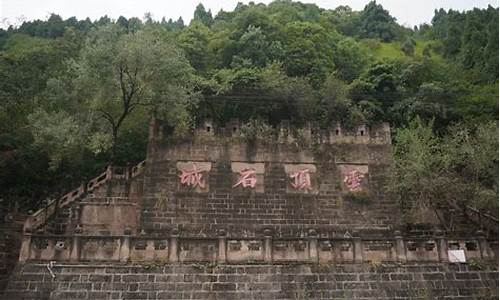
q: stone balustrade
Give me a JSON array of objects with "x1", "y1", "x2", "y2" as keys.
[{"x1": 18, "y1": 230, "x2": 497, "y2": 264}]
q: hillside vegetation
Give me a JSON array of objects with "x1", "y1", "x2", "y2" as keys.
[{"x1": 0, "y1": 1, "x2": 497, "y2": 223}]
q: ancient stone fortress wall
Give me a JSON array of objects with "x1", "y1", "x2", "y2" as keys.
[
  {"x1": 142, "y1": 120, "x2": 397, "y2": 238},
  {"x1": 3, "y1": 119, "x2": 498, "y2": 299}
]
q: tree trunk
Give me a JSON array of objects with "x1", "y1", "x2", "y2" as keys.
[{"x1": 110, "y1": 127, "x2": 119, "y2": 165}]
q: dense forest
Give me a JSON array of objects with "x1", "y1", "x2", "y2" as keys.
[{"x1": 0, "y1": 1, "x2": 498, "y2": 223}]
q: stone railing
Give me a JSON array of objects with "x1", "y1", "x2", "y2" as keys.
[
  {"x1": 464, "y1": 205, "x2": 498, "y2": 233},
  {"x1": 448, "y1": 200, "x2": 498, "y2": 234},
  {"x1": 23, "y1": 161, "x2": 147, "y2": 233},
  {"x1": 18, "y1": 230, "x2": 497, "y2": 264}
]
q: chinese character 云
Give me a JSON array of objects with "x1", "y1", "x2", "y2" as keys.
[
  {"x1": 179, "y1": 163, "x2": 205, "y2": 188},
  {"x1": 290, "y1": 169, "x2": 312, "y2": 190},
  {"x1": 233, "y1": 168, "x2": 257, "y2": 188},
  {"x1": 343, "y1": 170, "x2": 365, "y2": 191}
]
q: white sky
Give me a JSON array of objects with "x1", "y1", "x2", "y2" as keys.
[{"x1": 0, "y1": 0, "x2": 498, "y2": 29}]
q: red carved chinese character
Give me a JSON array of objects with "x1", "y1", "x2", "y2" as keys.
[
  {"x1": 179, "y1": 163, "x2": 205, "y2": 188},
  {"x1": 343, "y1": 170, "x2": 365, "y2": 191},
  {"x1": 290, "y1": 169, "x2": 312, "y2": 190},
  {"x1": 233, "y1": 168, "x2": 257, "y2": 188}
]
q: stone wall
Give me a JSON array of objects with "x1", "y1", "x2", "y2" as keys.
[
  {"x1": 44, "y1": 174, "x2": 145, "y2": 236},
  {"x1": 0, "y1": 213, "x2": 26, "y2": 293},
  {"x1": 141, "y1": 121, "x2": 398, "y2": 237},
  {"x1": 3, "y1": 262, "x2": 498, "y2": 300}
]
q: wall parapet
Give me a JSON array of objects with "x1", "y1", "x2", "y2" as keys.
[
  {"x1": 18, "y1": 230, "x2": 497, "y2": 264},
  {"x1": 153, "y1": 119, "x2": 392, "y2": 145}
]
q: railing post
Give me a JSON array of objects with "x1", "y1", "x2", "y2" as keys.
[
  {"x1": 70, "y1": 224, "x2": 82, "y2": 262},
  {"x1": 120, "y1": 227, "x2": 132, "y2": 262},
  {"x1": 476, "y1": 230, "x2": 492, "y2": 259},
  {"x1": 308, "y1": 229, "x2": 319, "y2": 263},
  {"x1": 394, "y1": 230, "x2": 406, "y2": 262},
  {"x1": 217, "y1": 230, "x2": 227, "y2": 264},
  {"x1": 23, "y1": 217, "x2": 33, "y2": 235},
  {"x1": 435, "y1": 230, "x2": 448, "y2": 262},
  {"x1": 353, "y1": 232, "x2": 363, "y2": 263},
  {"x1": 18, "y1": 232, "x2": 32, "y2": 262},
  {"x1": 106, "y1": 165, "x2": 113, "y2": 179},
  {"x1": 169, "y1": 229, "x2": 179, "y2": 263},
  {"x1": 263, "y1": 229, "x2": 273, "y2": 263}
]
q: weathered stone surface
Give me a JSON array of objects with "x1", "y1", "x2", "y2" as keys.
[
  {"x1": 2, "y1": 262, "x2": 498, "y2": 300},
  {"x1": 5, "y1": 121, "x2": 498, "y2": 299}
]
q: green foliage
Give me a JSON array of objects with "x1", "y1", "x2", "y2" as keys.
[
  {"x1": 388, "y1": 118, "x2": 499, "y2": 224},
  {"x1": 358, "y1": 1, "x2": 398, "y2": 42},
  {"x1": 239, "y1": 119, "x2": 277, "y2": 143},
  {"x1": 442, "y1": 121, "x2": 498, "y2": 213},
  {"x1": 28, "y1": 109, "x2": 89, "y2": 170},
  {"x1": 71, "y1": 25, "x2": 196, "y2": 159},
  {"x1": 333, "y1": 38, "x2": 369, "y2": 82},
  {"x1": 387, "y1": 118, "x2": 452, "y2": 223},
  {"x1": 207, "y1": 63, "x2": 315, "y2": 125},
  {"x1": 401, "y1": 37, "x2": 416, "y2": 56},
  {"x1": 281, "y1": 21, "x2": 337, "y2": 87},
  {"x1": 319, "y1": 75, "x2": 366, "y2": 129},
  {"x1": 431, "y1": 6, "x2": 499, "y2": 82},
  {"x1": 177, "y1": 20, "x2": 214, "y2": 73},
  {"x1": 466, "y1": 258, "x2": 486, "y2": 270},
  {"x1": 193, "y1": 3, "x2": 214, "y2": 27}
]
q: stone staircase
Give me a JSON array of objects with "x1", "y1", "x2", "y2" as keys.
[
  {"x1": 0, "y1": 161, "x2": 146, "y2": 295},
  {"x1": 23, "y1": 161, "x2": 146, "y2": 235}
]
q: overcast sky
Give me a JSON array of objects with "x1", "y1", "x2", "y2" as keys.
[{"x1": 0, "y1": 0, "x2": 498, "y2": 29}]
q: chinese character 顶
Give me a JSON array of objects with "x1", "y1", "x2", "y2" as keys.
[
  {"x1": 290, "y1": 169, "x2": 312, "y2": 190},
  {"x1": 233, "y1": 168, "x2": 257, "y2": 188},
  {"x1": 343, "y1": 170, "x2": 365, "y2": 191},
  {"x1": 179, "y1": 163, "x2": 205, "y2": 188}
]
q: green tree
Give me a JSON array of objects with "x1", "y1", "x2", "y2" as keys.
[
  {"x1": 391, "y1": 82, "x2": 456, "y2": 127},
  {"x1": 70, "y1": 25, "x2": 196, "y2": 161},
  {"x1": 387, "y1": 118, "x2": 452, "y2": 224},
  {"x1": 235, "y1": 25, "x2": 273, "y2": 67},
  {"x1": 483, "y1": 7, "x2": 499, "y2": 81},
  {"x1": 358, "y1": 1, "x2": 398, "y2": 42},
  {"x1": 401, "y1": 37, "x2": 416, "y2": 56},
  {"x1": 320, "y1": 75, "x2": 366, "y2": 129},
  {"x1": 333, "y1": 38, "x2": 368, "y2": 82},
  {"x1": 193, "y1": 3, "x2": 214, "y2": 27},
  {"x1": 320, "y1": 6, "x2": 360, "y2": 37},
  {"x1": 443, "y1": 121, "x2": 498, "y2": 214},
  {"x1": 177, "y1": 20, "x2": 214, "y2": 73},
  {"x1": 281, "y1": 21, "x2": 337, "y2": 87}
]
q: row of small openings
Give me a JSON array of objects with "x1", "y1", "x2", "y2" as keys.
[
  {"x1": 334, "y1": 129, "x2": 364, "y2": 136},
  {"x1": 207, "y1": 126, "x2": 364, "y2": 135},
  {"x1": 205, "y1": 126, "x2": 239, "y2": 133},
  {"x1": 449, "y1": 241, "x2": 478, "y2": 251}
]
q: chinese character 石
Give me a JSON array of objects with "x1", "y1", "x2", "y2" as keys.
[
  {"x1": 179, "y1": 163, "x2": 205, "y2": 188},
  {"x1": 233, "y1": 168, "x2": 257, "y2": 188},
  {"x1": 343, "y1": 170, "x2": 365, "y2": 191},
  {"x1": 290, "y1": 169, "x2": 312, "y2": 190}
]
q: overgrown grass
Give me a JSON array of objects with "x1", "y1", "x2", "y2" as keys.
[{"x1": 360, "y1": 38, "x2": 445, "y2": 63}]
